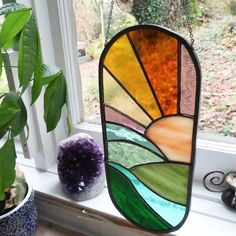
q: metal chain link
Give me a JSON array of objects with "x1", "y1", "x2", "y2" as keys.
[
  {"x1": 105, "y1": 0, "x2": 115, "y2": 45},
  {"x1": 181, "y1": 0, "x2": 194, "y2": 46},
  {"x1": 105, "y1": 0, "x2": 194, "y2": 46}
]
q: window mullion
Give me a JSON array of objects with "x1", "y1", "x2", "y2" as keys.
[
  {"x1": 31, "y1": 0, "x2": 68, "y2": 146},
  {"x1": 47, "y1": 0, "x2": 84, "y2": 127}
]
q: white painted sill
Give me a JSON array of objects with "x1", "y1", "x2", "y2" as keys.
[{"x1": 17, "y1": 155, "x2": 236, "y2": 236}]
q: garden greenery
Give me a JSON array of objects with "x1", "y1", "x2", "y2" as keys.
[
  {"x1": 0, "y1": 3, "x2": 68, "y2": 201},
  {"x1": 131, "y1": 0, "x2": 201, "y2": 28}
]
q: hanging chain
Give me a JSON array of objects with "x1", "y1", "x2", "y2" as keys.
[
  {"x1": 181, "y1": 0, "x2": 194, "y2": 46},
  {"x1": 105, "y1": 0, "x2": 115, "y2": 45},
  {"x1": 105, "y1": 0, "x2": 194, "y2": 46}
]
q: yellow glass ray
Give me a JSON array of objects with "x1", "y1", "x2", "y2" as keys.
[
  {"x1": 103, "y1": 69, "x2": 152, "y2": 126},
  {"x1": 104, "y1": 34, "x2": 161, "y2": 120},
  {"x1": 146, "y1": 116, "x2": 193, "y2": 163}
]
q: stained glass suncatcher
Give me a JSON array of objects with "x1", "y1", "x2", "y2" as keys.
[{"x1": 99, "y1": 25, "x2": 201, "y2": 234}]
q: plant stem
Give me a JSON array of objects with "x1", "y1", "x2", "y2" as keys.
[
  {"x1": 0, "y1": 65, "x2": 18, "y2": 68},
  {"x1": 0, "y1": 93, "x2": 6, "y2": 99}
]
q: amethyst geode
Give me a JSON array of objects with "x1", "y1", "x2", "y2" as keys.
[{"x1": 57, "y1": 133, "x2": 105, "y2": 201}]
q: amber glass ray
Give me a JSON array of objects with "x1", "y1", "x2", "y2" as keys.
[
  {"x1": 129, "y1": 29, "x2": 178, "y2": 115},
  {"x1": 104, "y1": 34, "x2": 161, "y2": 120}
]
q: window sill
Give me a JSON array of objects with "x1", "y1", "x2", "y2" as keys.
[{"x1": 17, "y1": 159, "x2": 236, "y2": 236}]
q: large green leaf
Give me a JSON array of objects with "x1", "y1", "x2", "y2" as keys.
[
  {"x1": 42, "y1": 64, "x2": 62, "y2": 85},
  {"x1": 3, "y1": 32, "x2": 20, "y2": 50},
  {"x1": 31, "y1": 33, "x2": 43, "y2": 104},
  {"x1": 0, "y1": 93, "x2": 20, "y2": 129},
  {"x1": 1, "y1": 91, "x2": 27, "y2": 137},
  {"x1": 0, "y1": 138, "x2": 16, "y2": 200},
  {"x1": 0, "y1": 124, "x2": 8, "y2": 139},
  {"x1": 0, "y1": 107, "x2": 19, "y2": 129},
  {"x1": 18, "y1": 14, "x2": 38, "y2": 92},
  {"x1": 44, "y1": 74, "x2": 67, "y2": 132},
  {"x1": 0, "y1": 9, "x2": 31, "y2": 48},
  {"x1": 0, "y1": 3, "x2": 30, "y2": 16}
]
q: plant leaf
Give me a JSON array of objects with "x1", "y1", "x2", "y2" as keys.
[
  {"x1": 0, "y1": 138, "x2": 16, "y2": 200},
  {"x1": 42, "y1": 64, "x2": 62, "y2": 85},
  {"x1": 44, "y1": 73, "x2": 67, "y2": 132},
  {"x1": 31, "y1": 33, "x2": 43, "y2": 104},
  {"x1": 66, "y1": 114, "x2": 72, "y2": 136},
  {"x1": 0, "y1": 124, "x2": 8, "y2": 139},
  {"x1": 0, "y1": 93, "x2": 20, "y2": 129},
  {"x1": 12, "y1": 97, "x2": 27, "y2": 137},
  {"x1": 0, "y1": 3, "x2": 30, "y2": 16},
  {"x1": 3, "y1": 32, "x2": 20, "y2": 50},
  {"x1": 0, "y1": 108, "x2": 18, "y2": 128},
  {"x1": 0, "y1": 9, "x2": 31, "y2": 48},
  {"x1": 1, "y1": 91, "x2": 27, "y2": 137},
  {"x1": 18, "y1": 13, "x2": 38, "y2": 92}
]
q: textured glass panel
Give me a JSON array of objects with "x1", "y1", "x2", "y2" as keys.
[
  {"x1": 131, "y1": 163, "x2": 189, "y2": 205},
  {"x1": 129, "y1": 29, "x2": 178, "y2": 115},
  {"x1": 108, "y1": 142, "x2": 163, "y2": 169},
  {"x1": 107, "y1": 165, "x2": 170, "y2": 231},
  {"x1": 105, "y1": 106, "x2": 145, "y2": 134},
  {"x1": 106, "y1": 123, "x2": 165, "y2": 158},
  {"x1": 103, "y1": 69, "x2": 151, "y2": 126},
  {"x1": 104, "y1": 35, "x2": 161, "y2": 119},
  {"x1": 109, "y1": 163, "x2": 186, "y2": 227},
  {"x1": 146, "y1": 116, "x2": 193, "y2": 163},
  {"x1": 180, "y1": 45, "x2": 197, "y2": 116}
]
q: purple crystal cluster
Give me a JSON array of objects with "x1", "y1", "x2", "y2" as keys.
[{"x1": 57, "y1": 133, "x2": 104, "y2": 201}]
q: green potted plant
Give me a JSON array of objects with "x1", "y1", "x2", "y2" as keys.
[{"x1": 0, "y1": 3, "x2": 68, "y2": 235}]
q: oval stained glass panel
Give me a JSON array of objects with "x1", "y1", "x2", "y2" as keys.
[{"x1": 99, "y1": 25, "x2": 201, "y2": 234}]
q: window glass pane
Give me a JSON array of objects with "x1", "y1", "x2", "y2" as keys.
[
  {"x1": 73, "y1": 0, "x2": 236, "y2": 138},
  {"x1": 193, "y1": 1, "x2": 236, "y2": 138},
  {"x1": 73, "y1": 0, "x2": 136, "y2": 123}
]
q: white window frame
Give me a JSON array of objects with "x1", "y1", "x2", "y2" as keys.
[{"x1": 9, "y1": 0, "x2": 236, "y2": 234}]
